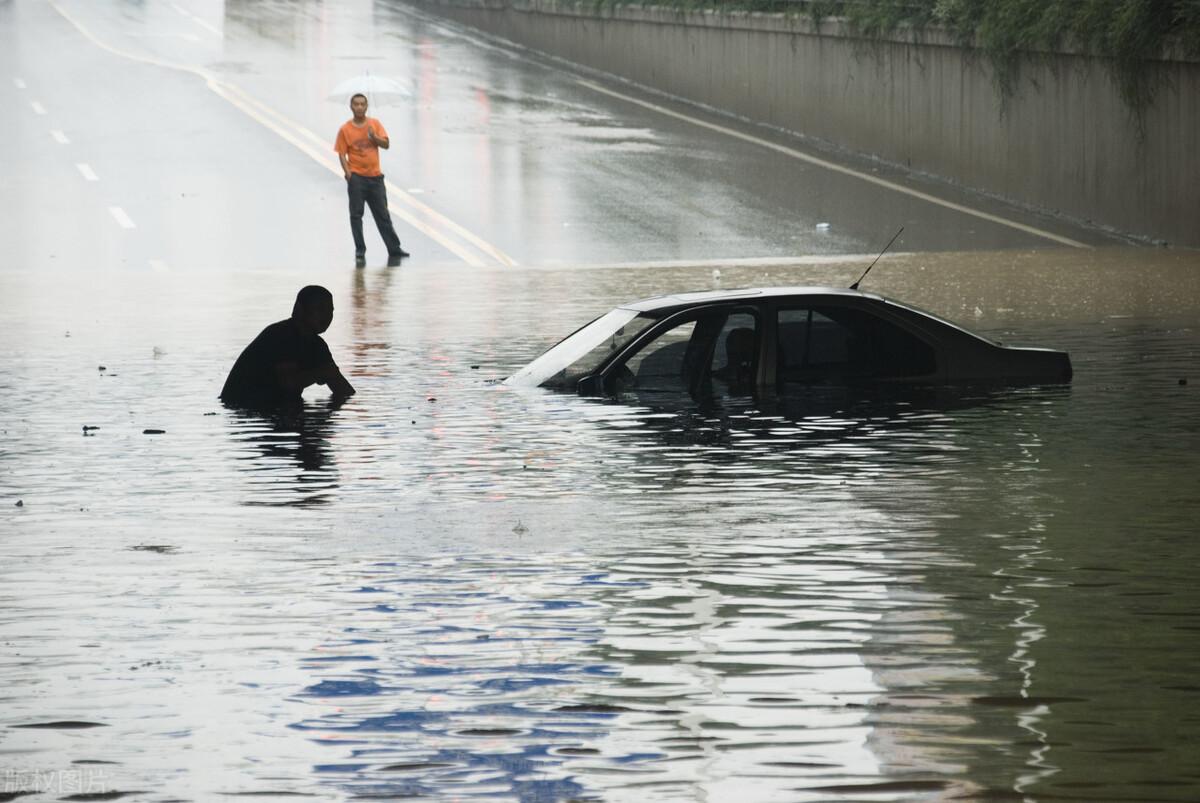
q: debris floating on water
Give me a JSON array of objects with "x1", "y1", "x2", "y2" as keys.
[
  {"x1": 98, "y1": 366, "x2": 107, "y2": 372},
  {"x1": 82, "y1": 425, "x2": 100, "y2": 433},
  {"x1": 816, "y1": 222, "x2": 831, "y2": 231},
  {"x1": 15, "y1": 500, "x2": 23, "y2": 507},
  {"x1": 130, "y1": 545, "x2": 178, "y2": 554},
  {"x1": 143, "y1": 429, "x2": 166, "y2": 435}
]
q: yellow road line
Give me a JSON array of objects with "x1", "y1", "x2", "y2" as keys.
[
  {"x1": 47, "y1": 0, "x2": 516, "y2": 267},
  {"x1": 220, "y1": 83, "x2": 518, "y2": 267},
  {"x1": 578, "y1": 79, "x2": 1090, "y2": 250},
  {"x1": 204, "y1": 82, "x2": 487, "y2": 267}
]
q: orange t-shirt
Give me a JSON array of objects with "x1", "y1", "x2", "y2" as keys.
[{"x1": 334, "y1": 118, "x2": 389, "y2": 177}]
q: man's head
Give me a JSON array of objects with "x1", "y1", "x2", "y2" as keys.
[
  {"x1": 292, "y1": 285, "x2": 334, "y2": 334},
  {"x1": 350, "y1": 93, "x2": 368, "y2": 120}
]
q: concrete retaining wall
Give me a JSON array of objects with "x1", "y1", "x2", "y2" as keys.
[{"x1": 409, "y1": 0, "x2": 1200, "y2": 247}]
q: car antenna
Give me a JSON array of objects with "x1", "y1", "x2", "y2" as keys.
[{"x1": 850, "y1": 226, "x2": 904, "y2": 291}]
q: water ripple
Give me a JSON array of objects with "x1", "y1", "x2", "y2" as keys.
[{"x1": 3, "y1": 256, "x2": 1199, "y2": 800}]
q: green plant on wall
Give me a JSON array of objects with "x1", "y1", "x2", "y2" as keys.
[
  {"x1": 625, "y1": 0, "x2": 1200, "y2": 119},
  {"x1": 837, "y1": 0, "x2": 1200, "y2": 118}
]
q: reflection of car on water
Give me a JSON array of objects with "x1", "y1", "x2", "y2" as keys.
[{"x1": 505, "y1": 287, "x2": 1072, "y2": 399}]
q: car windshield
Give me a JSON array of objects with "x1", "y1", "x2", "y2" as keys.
[{"x1": 506, "y1": 308, "x2": 653, "y2": 389}]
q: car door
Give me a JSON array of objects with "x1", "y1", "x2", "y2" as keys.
[
  {"x1": 773, "y1": 300, "x2": 938, "y2": 389},
  {"x1": 603, "y1": 304, "x2": 763, "y2": 399}
]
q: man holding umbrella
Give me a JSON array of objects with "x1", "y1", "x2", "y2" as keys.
[{"x1": 334, "y1": 93, "x2": 409, "y2": 267}]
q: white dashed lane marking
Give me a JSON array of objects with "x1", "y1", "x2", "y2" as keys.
[
  {"x1": 108, "y1": 207, "x2": 136, "y2": 229},
  {"x1": 31, "y1": 101, "x2": 47, "y2": 115},
  {"x1": 170, "y1": 2, "x2": 222, "y2": 37},
  {"x1": 48, "y1": 0, "x2": 518, "y2": 268},
  {"x1": 14, "y1": 77, "x2": 27, "y2": 89},
  {"x1": 76, "y1": 163, "x2": 99, "y2": 181},
  {"x1": 51, "y1": 130, "x2": 70, "y2": 144}
]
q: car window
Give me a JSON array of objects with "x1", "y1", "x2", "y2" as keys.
[
  {"x1": 777, "y1": 306, "x2": 935, "y2": 384},
  {"x1": 622, "y1": 320, "x2": 698, "y2": 393},
  {"x1": 708, "y1": 312, "x2": 759, "y2": 397},
  {"x1": 612, "y1": 308, "x2": 759, "y2": 396}
]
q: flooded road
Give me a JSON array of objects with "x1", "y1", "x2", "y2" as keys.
[
  {"x1": 3, "y1": 0, "x2": 1122, "y2": 277},
  {"x1": 3, "y1": 0, "x2": 1200, "y2": 801},
  {"x1": 3, "y1": 249, "x2": 1199, "y2": 801}
]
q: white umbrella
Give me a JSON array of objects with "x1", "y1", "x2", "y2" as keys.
[{"x1": 327, "y1": 73, "x2": 411, "y2": 105}]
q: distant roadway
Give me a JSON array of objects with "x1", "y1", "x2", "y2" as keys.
[{"x1": 0, "y1": 0, "x2": 1120, "y2": 275}]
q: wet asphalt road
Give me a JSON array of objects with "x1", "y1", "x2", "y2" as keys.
[{"x1": 1, "y1": 0, "x2": 1121, "y2": 275}]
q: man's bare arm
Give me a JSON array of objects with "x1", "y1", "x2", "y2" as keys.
[
  {"x1": 367, "y1": 127, "x2": 390, "y2": 149},
  {"x1": 324, "y1": 364, "x2": 356, "y2": 397},
  {"x1": 276, "y1": 361, "x2": 353, "y2": 395}
]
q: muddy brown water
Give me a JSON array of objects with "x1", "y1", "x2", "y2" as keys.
[{"x1": 2, "y1": 247, "x2": 1198, "y2": 801}]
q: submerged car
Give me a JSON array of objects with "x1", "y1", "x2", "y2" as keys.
[{"x1": 506, "y1": 287, "x2": 1071, "y2": 398}]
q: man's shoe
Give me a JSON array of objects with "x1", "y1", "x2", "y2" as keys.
[
  {"x1": 355, "y1": 252, "x2": 366, "y2": 267},
  {"x1": 390, "y1": 249, "x2": 410, "y2": 259}
]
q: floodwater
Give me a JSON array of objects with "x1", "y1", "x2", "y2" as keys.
[{"x1": 2, "y1": 247, "x2": 1199, "y2": 801}]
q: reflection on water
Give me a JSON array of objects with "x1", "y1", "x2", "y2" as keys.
[
  {"x1": 1, "y1": 249, "x2": 1199, "y2": 801},
  {"x1": 230, "y1": 401, "x2": 345, "y2": 508}
]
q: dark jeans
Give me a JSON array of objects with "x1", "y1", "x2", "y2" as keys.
[{"x1": 347, "y1": 173, "x2": 402, "y2": 256}]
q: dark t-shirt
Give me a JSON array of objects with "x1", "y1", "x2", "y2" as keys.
[{"x1": 220, "y1": 319, "x2": 334, "y2": 408}]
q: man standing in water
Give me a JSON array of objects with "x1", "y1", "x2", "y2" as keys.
[
  {"x1": 335, "y1": 93, "x2": 409, "y2": 267},
  {"x1": 220, "y1": 285, "x2": 355, "y2": 409}
]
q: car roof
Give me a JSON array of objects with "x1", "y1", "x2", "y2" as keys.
[
  {"x1": 618, "y1": 286, "x2": 886, "y2": 313},
  {"x1": 616, "y1": 285, "x2": 1005, "y2": 348}
]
